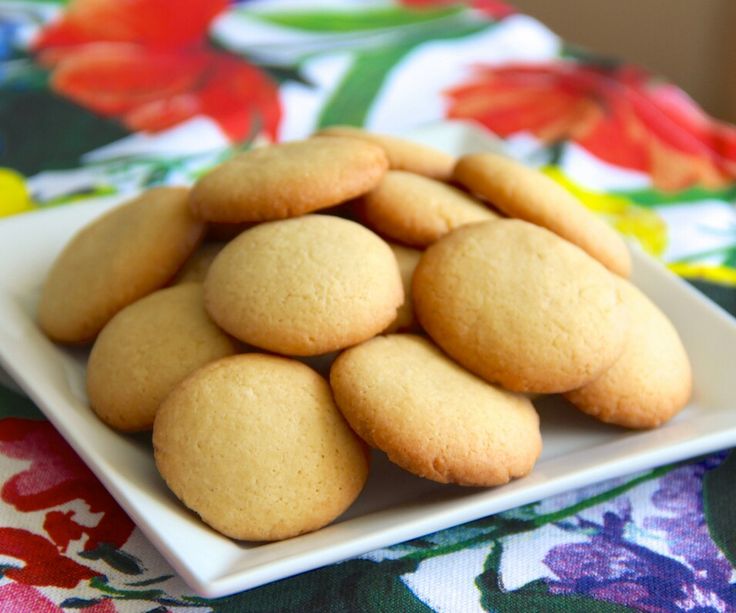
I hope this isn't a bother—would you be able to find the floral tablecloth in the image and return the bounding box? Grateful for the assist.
[1,1,735,611]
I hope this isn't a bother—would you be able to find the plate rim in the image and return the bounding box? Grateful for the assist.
[1,122,736,597]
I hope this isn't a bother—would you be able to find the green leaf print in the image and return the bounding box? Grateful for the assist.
[479,584,640,613]
[124,574,175,587]
[0,60,48,89]
[317,19,493,129]
[725,247,736,269]
[79,543,145,575]
[317,45,414,128]
[613,184,736,207]
[87,575,173,605]
[476,543,639,613]
[0,385,45,420]
[202,559,432,612]
[59,597,105,609]
[0,90,128,176]
[685,280,736,317]
[247,5,465,33]
[703,450,736,567]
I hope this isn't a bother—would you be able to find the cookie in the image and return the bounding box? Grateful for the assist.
[38,187,205,344]
[385,243,422,333]
[206,221,255,241]
[453,153,631,277]
[564,278,691,428]
[359,170,498,247]
[86,283,238,432]
[173,242,225,284]
[330,334,541,486]
[204,215,403,355]
[189,137,388,223]
[316,125,455,180]
[153,354,369,541]
[413,219,628,393]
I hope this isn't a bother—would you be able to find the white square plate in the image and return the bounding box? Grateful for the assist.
[1,122,735,598]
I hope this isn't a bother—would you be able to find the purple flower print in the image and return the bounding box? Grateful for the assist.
[542,458,735,613]
[646,463,729,572]
[545,510,695,612]
[643,462,735,610]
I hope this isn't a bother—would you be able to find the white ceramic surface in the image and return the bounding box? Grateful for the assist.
[1,122,735,598]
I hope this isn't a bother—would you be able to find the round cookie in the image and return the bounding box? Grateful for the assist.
[87,283,238,431]
[153,354,369,541]
[360,170,498,248]
[206,221,255,241]
[330,334,541,486]
[189,137,388,223]
[38,187,205,344]
[385,243,422,333]
[173,242,226,284]
[564,278,691,428]
[204,215,403,356]
[453,153,631,277]
[316,125,455,180]
[413,219,628,393]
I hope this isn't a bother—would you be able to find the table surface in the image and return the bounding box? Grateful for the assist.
[1,1,735,611]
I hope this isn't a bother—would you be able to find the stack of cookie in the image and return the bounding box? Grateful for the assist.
[37,127,691,542]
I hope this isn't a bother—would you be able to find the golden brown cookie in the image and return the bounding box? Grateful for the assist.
[330,334,541,486]
[385,243,422,333]
[173,242,225,284]
[153,354,369,541]
[316,125,455,180]
[204,215,403,355]
[206,221,255,241]
[189,137,388,223]
[38,187,205,344]
[564,278,691,428]
[453,153,631,277]
[87,283,238,432]
[413,219,628,393]
[359,170,498,247]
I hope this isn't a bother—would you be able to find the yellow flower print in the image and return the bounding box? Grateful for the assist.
[668,262,736,287]
[0,169,36,217]
[542,166,667,258]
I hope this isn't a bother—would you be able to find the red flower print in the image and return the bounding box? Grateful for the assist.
[446,61,736,190]
[0,418,133,553]
[33,0,281,142]
[0,528,97,588]
[647,84,736,165]
[43,44,211,117]
[0,583,65,613]
[34,0,227,50]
